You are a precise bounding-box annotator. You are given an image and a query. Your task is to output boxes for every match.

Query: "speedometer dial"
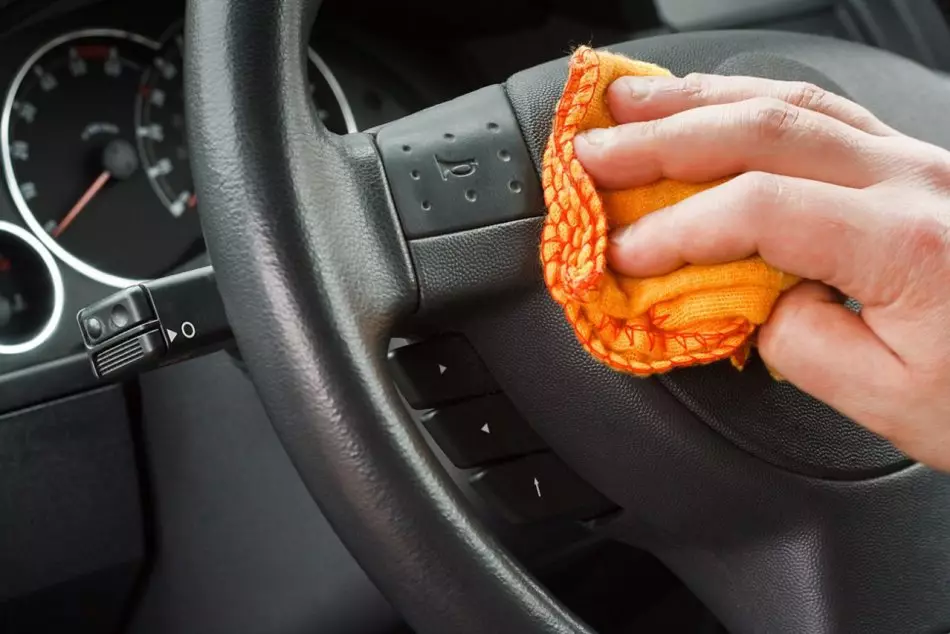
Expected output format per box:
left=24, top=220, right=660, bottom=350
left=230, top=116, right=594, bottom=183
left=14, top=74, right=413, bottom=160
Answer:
left=3, top=28, right=360, bottom=288
left=1, top=29, right=204, bottom=287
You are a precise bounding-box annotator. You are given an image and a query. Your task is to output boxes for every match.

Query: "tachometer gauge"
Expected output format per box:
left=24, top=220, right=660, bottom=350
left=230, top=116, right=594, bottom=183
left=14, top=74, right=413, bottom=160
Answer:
left=1, top=29, right=204, bottom=287
left=135, top=33, right=194, bottom=217
left=133, top=34, right=358, bottom=246
left=135, top=34, right=358, bottom=225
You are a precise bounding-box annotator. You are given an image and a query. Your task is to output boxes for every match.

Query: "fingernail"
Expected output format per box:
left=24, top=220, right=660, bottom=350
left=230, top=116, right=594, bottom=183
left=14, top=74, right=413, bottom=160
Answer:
left=613, top=75, right=680, bottom=99
left=609, top=224, right=640, bottom=245
left=576, top=128, right=611, bottom=147
left=613, top=76, right=655, bottom=100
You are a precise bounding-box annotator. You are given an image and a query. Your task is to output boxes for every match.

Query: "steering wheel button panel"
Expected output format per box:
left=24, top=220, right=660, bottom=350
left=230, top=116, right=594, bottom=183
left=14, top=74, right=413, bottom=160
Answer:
left=388, top=335, right=498, bottom=409
left=470, top=453, right=617, bottom=524
left=422, top=394, right=547, bottom=468
left=376, top=85, right=543, bottom=239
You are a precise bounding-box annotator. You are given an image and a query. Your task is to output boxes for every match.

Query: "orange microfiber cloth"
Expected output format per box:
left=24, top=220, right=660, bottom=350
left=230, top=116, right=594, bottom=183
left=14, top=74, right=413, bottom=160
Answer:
left=541, top=47, right=798, bottom=376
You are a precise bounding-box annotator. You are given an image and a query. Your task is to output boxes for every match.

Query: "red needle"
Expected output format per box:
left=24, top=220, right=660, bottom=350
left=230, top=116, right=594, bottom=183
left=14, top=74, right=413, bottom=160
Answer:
left=52, top=170, right=111, bottom=238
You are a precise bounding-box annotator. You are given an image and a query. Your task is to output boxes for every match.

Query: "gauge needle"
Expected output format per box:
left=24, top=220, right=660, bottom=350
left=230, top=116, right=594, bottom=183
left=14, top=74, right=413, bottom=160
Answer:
left=52, top=170, right=111, bottom=238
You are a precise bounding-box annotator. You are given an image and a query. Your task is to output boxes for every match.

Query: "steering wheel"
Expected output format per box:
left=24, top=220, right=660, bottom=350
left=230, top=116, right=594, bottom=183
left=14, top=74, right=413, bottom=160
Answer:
left=184, top=1, right=950, bottom=632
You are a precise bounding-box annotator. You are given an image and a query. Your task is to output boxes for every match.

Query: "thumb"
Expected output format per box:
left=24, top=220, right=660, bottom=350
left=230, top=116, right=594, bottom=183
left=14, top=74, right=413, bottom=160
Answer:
left=758, top=281, right=907, bottom=434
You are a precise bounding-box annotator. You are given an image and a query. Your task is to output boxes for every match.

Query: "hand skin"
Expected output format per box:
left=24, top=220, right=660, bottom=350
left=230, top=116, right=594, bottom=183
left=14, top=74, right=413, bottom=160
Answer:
left=573, top=73, right=950, bottom=471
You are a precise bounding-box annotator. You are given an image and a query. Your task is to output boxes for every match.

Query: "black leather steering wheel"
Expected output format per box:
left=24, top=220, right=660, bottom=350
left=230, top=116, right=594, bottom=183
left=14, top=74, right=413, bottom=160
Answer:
left=185, top=1, right=950, bottom=632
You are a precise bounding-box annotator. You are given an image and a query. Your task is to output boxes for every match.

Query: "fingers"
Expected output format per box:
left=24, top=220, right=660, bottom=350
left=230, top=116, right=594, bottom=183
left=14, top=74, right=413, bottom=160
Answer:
left=573, top=98, right=899, bottom=190
left=606, top=73, right=897, bottom=137
left=758, top=281, right=907, bottom=431
left=606, top=173, right=883, bottom=302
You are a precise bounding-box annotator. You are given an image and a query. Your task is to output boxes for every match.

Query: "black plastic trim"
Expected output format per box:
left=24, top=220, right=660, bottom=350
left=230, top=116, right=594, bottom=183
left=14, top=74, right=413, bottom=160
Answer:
left=410, top=217, right=543, bottom=314
left=0, top=353, right=103, bottom=415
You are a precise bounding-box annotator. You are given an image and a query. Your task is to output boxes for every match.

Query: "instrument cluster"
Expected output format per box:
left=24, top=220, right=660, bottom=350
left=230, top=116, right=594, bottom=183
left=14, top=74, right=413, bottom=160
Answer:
left=0, top=19, right=389, bottom=359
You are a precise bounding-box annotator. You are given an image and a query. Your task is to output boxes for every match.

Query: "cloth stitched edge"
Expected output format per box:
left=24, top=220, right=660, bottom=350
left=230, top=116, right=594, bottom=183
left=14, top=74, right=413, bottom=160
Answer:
left=540, top=46, right=799, bottom=376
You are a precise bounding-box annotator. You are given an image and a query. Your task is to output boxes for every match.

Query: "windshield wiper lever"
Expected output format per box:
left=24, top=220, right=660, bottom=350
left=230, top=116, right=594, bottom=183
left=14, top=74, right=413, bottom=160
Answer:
left=76, top=266, right=233, bottom=379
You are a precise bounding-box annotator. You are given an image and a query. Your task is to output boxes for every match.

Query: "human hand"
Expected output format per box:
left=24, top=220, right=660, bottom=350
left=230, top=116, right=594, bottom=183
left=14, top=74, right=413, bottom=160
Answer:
left=573, top=73, right=950, bottom=470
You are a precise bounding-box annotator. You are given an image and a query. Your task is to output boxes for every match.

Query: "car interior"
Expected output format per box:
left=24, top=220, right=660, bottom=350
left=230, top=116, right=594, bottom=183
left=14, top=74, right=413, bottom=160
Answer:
left=2, top=0, right=950, bottom=633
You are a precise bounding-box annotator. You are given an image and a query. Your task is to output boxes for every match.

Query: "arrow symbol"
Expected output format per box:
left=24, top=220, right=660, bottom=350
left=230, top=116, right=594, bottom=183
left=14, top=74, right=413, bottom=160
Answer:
left=166, top=329, right=178, bottom=342
left=533, top=477, right=541, bottom=498
left=480, top=423, right=490, bottom=434
left=438, top=364, right=447, bottom=375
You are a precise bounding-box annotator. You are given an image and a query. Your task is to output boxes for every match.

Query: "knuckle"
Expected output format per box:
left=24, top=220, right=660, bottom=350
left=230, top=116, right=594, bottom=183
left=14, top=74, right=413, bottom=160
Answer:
left=680, top=73, right=708, bottom=98
left=897, top=217, right=950, bottom=290
left=902, top=217, right=948, bottom=259
left=861, top=214, right=950, bottom=308
left=631, top=118, right=660, bottom=144
left=727, top=171, right=793, bottom=239
left=786, top=81, right=828, bottom=112
left=733, top=171, right=782, bottom=207
left=912, top=147, right=950, bottom=189
left=746, top=98, right=801, bottom=142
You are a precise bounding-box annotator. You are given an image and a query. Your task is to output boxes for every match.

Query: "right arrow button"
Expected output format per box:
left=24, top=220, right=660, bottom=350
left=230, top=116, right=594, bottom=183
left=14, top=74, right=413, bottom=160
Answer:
left=388, top=335, right=498, bottom=409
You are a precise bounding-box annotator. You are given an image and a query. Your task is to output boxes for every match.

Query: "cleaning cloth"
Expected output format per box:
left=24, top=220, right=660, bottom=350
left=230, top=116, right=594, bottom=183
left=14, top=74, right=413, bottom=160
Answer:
left=541, top=47, right=798, bottom=376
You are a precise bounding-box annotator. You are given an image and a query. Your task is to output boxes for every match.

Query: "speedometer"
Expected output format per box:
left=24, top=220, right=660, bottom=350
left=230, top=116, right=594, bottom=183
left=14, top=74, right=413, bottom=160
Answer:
left=3, top=27, right=359, bottom=289
left=1, top=29, right=204, bottom=287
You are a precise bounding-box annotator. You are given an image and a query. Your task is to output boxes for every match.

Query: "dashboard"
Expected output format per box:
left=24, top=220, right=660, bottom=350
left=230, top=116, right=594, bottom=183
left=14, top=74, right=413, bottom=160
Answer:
left=0, top=0, right=437, bottom=377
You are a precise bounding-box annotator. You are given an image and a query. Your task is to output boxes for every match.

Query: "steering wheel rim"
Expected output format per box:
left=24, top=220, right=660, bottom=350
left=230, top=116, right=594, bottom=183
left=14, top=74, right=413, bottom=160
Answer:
left=186, top=1, right=950, bottom=632
left=185, top=1, right=589, bottom=631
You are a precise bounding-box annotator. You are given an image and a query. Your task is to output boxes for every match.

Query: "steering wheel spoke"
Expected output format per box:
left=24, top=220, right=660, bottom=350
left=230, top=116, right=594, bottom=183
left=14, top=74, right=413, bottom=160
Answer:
left=375, top=85, right=545, bottom=315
